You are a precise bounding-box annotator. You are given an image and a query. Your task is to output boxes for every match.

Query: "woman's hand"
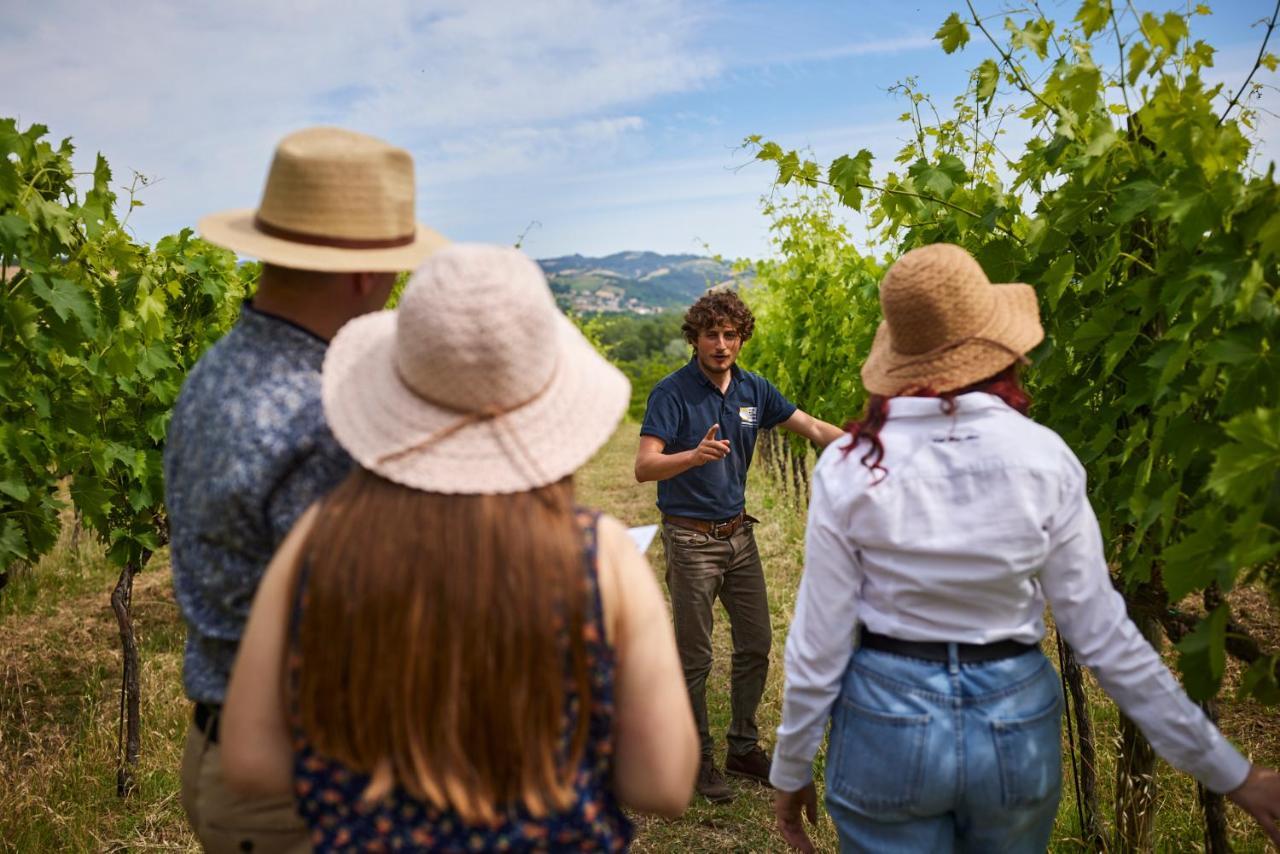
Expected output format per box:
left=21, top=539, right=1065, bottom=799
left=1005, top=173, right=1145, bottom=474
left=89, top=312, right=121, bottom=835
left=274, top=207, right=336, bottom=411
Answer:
left=1227, top=764, right=1280, bottom=846
left=774, top=781, right=820, bottom=852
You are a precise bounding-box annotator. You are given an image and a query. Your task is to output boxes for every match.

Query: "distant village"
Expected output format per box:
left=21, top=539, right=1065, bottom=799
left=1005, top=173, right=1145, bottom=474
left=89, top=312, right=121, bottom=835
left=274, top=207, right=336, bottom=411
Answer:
left=560, top=287, right=666, bottom=315
left=539, top=252, right=748, bottom=316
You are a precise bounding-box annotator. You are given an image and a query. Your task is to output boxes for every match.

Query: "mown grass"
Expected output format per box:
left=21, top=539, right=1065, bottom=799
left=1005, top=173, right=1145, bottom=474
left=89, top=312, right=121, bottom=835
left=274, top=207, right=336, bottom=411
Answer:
left=2, top=422, right=1277, bottom=851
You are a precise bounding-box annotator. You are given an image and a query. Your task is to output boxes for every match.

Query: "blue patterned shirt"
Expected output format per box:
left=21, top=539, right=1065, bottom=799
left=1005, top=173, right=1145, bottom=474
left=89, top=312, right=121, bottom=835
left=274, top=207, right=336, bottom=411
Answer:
left=164, top=304, right=352, bottom=704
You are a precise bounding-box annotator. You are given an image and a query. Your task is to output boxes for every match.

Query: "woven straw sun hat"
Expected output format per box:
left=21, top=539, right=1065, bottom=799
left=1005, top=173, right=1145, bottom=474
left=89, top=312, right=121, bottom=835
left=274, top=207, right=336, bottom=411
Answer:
left=861, top=243, right=1044, bottom=395
left=321, top=243, right=630, bottom=494
left=199, top=126, right=448, bottom=272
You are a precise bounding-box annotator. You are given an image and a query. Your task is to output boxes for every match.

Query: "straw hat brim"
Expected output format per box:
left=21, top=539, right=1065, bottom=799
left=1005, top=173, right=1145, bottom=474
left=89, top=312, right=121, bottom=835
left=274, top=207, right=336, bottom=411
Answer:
left=322, top=309, right=630, bottom=494
left=861, top=282, right=1043, bottom=395
left=198, top=208, right=449, bottom=272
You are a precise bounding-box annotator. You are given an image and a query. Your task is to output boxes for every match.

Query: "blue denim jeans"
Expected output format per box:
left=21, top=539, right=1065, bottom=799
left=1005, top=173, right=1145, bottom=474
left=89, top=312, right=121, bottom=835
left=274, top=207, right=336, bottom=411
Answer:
left=824, top=643, right=1062, bottom=853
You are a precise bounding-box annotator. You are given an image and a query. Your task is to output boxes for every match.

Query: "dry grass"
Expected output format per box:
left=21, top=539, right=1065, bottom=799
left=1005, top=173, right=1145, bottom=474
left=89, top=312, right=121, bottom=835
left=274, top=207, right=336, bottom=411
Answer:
left=1, top=422, right=1277, bottom=851
left=1, top=532, right=196, bottom=852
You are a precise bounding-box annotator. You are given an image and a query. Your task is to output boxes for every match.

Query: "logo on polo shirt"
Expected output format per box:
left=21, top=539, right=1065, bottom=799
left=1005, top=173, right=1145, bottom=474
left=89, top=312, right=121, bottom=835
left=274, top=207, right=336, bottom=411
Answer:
left=739, top=406, right=758, bottom=426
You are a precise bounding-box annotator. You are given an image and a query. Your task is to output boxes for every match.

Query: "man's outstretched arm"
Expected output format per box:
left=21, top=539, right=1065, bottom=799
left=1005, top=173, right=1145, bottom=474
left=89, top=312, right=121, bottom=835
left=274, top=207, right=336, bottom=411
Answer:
left=634, top=426, right=730, bottom=483
left=780, top=409, right=845, bottom=449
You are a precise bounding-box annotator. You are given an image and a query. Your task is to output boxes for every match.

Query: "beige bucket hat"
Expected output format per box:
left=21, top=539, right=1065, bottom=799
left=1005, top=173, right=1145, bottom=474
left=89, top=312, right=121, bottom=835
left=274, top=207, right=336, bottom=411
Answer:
left=861, top=243, right=1044, bottom=395
left=199, top=127, right=448, bottom=272
left=322, top=243, right=630, bottom=494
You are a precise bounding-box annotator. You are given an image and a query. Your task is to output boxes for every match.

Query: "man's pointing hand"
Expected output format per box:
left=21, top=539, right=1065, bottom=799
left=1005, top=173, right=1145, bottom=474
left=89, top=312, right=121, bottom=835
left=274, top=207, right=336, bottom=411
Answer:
left=692, top=424, right=731, bottom=466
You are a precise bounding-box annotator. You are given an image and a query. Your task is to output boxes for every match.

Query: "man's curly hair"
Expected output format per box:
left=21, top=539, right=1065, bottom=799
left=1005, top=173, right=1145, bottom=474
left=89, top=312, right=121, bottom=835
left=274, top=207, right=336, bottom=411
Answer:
left=681, top=289, right=755, bottom=346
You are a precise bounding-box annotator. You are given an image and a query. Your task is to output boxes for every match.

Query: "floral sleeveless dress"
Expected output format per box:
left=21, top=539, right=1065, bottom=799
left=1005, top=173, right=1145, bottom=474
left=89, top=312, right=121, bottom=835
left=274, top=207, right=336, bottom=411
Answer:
left=286, top=508, right=633, bottom=852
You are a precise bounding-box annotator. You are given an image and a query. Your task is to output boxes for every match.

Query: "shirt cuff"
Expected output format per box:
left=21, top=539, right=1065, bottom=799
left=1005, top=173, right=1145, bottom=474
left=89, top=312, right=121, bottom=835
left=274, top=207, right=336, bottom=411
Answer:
left=769, top=750, right=814, bottom=792
left=1197, top=740, right=1252, bottom=794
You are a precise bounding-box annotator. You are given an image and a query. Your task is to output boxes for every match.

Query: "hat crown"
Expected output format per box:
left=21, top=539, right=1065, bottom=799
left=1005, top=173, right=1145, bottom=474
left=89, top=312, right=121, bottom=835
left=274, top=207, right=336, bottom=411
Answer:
left=880, top=243, right=996, bottom=356
left=256, top=127, right=415, bottom=241
left=395, top=245, right=558, bottom=413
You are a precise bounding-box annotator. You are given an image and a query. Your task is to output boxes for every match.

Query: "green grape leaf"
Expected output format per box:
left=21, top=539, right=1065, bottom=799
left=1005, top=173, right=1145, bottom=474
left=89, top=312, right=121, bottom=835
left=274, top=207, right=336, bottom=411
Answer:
left=0, top=517, right=29, bottom=563
left=976, top=59, right=999, bottom=108
left=1208, top=409, right=1280, bottom=501
left=1039, top=253, right=1075, bottom=309
left=1174, top=604, right=1228, bottom=701
left=29, top=274, right=98, bottom=338
left=1239, top=656, right=1280, bottom=705
left=935, top=13, right=970, bottom=54
left=1075, top=0, right=1112, bottom=37
left=0, top=478, right=30, bottom=502
left=1127, top=41, right=1151, bottom=85
left=1007, top=17, right=1053, bottom=60
left=1108, top=180, right=1162, bottom=224
left=828, top=150, right=873, bottom=211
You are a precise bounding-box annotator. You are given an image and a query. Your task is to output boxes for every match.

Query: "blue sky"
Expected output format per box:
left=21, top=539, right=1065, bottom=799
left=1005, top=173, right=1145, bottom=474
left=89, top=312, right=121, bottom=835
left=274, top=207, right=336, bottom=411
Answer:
left=3, top=0, right=1275, bottom=261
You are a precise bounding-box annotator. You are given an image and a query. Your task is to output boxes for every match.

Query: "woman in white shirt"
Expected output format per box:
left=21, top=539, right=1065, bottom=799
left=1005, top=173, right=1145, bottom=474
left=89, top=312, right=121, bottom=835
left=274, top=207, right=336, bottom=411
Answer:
left=770, top=243, right=1280, bottom=852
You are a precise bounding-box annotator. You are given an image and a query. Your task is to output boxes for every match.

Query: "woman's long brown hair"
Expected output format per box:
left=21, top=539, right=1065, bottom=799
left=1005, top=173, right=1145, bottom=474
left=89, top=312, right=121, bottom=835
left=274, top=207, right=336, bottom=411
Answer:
left=292, top=468, right=592, bottom=825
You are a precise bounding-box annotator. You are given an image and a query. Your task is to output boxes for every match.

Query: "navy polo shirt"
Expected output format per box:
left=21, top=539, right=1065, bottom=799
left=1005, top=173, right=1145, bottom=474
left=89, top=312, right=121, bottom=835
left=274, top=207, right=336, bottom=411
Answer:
left=640, top=358, right=797, bottom=520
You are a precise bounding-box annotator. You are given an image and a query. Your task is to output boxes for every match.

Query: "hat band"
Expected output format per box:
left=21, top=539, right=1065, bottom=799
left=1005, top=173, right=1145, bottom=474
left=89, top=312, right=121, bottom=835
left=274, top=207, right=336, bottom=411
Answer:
left=254, top=215, right=416, bottom=249
left=374, top=359, right=560, bottom=480
left=886, top=335, right=1029, bottom=376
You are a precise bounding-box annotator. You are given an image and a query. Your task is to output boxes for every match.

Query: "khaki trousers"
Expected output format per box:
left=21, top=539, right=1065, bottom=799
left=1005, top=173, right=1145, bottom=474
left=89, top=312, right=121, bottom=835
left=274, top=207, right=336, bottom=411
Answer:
left=662, top=520, right=772, bottom=762
left=180, top=721, right=310, bottom=853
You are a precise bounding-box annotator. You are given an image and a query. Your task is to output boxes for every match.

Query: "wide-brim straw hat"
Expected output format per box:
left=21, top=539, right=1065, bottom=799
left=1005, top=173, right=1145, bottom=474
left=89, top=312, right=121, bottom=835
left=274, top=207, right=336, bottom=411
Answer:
left=322, top=243, right=630, bottom=494
left=861, top=243, right=1044, bottom=395
left=199, top=127, right=448, bottom=272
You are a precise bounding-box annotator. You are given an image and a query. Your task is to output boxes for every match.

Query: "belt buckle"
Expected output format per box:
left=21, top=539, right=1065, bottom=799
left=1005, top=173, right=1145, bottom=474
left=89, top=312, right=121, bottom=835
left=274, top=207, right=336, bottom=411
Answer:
left=712, top=518, right=734, bottom=539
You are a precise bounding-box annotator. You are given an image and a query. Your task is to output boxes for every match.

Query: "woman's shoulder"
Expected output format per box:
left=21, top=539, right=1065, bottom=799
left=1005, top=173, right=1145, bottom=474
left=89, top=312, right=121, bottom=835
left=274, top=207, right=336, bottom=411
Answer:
left=586, top=512, right=648, bottom=640
left=996, top=412, right=1086, bottom=476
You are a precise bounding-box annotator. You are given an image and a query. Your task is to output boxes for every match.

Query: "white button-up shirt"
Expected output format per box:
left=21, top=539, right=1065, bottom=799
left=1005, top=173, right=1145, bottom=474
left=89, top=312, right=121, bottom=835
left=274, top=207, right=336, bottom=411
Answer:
left=770, top=393, right=1250, bottom=795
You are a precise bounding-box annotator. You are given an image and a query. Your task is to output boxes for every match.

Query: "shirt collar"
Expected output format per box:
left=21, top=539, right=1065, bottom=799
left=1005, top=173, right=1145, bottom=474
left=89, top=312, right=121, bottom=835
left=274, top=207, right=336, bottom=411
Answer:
left=885, top=392, right=1012, bottom=419
left=684, top=357, right=741, bottom=394
left=241, top=301, right=330, bottom=346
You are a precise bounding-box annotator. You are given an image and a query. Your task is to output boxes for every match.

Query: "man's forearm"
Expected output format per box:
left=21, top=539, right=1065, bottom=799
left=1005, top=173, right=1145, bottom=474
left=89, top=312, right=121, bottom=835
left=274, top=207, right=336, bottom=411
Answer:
left=635, top=449, right=699, bottom=483
left=784, top=412, right=846, bottom=449
left=811, top=419, right=846, bottom=448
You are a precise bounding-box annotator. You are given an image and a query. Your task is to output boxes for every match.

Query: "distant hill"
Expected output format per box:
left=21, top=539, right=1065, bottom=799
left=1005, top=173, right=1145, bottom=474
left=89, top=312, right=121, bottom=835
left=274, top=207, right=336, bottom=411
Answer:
left=538, top=251, right=749, bottom=314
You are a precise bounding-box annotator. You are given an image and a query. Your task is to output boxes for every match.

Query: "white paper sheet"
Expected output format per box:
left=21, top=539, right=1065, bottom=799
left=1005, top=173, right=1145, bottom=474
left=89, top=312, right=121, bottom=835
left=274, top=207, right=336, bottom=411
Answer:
left=626, top=524, right=659, bottom=553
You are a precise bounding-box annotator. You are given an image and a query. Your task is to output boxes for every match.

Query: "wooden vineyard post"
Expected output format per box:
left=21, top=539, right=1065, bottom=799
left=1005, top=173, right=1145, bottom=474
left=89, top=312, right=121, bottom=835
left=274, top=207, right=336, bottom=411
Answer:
left=1197, top=699, right=1231, bottom=854
left=1057, top=638, right=1105, bottom=850
left=1113, top=609, right=1162, bottom=851
left=110, top=556, right=144, bottom=796
left=759, top=426, right=774, bottom=470
left=1198, top=584, right=1231, bottom=854
left=790, top=444, right=809, bottom=507
left=776, top=433, right=792, bottom=498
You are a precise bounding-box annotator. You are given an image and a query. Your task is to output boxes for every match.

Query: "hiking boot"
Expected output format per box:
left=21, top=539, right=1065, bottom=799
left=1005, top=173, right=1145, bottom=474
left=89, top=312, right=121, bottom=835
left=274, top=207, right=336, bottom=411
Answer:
left=725, top=745, right=773, bottom=787
left=696, top=759, right=734, bottom=803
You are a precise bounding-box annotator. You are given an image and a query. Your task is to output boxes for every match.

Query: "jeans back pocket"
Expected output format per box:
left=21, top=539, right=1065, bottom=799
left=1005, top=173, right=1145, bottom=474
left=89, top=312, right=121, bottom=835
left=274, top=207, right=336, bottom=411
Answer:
left=991, top=693, right=1063, bottom=808
left=826, top=697, right=930, bottom=812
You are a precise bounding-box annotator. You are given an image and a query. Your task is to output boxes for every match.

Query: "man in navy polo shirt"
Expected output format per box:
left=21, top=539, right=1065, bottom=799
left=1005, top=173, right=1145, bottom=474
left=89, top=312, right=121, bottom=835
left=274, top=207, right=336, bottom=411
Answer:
left=635, top=289, right=843, bottom=803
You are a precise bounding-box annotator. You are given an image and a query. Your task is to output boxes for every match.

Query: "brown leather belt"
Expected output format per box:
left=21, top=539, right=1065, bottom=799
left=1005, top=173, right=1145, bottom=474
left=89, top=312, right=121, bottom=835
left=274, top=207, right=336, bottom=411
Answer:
left=663, top=512, right=749, bottom=540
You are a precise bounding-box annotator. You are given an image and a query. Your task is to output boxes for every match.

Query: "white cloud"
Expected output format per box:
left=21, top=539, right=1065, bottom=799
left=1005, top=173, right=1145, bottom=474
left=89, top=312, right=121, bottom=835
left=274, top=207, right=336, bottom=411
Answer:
left=0, top=0, right=722, bottom=243
left=760, top=35, right=937, bottom=66
left=423, top=116, right=647, bottom=185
